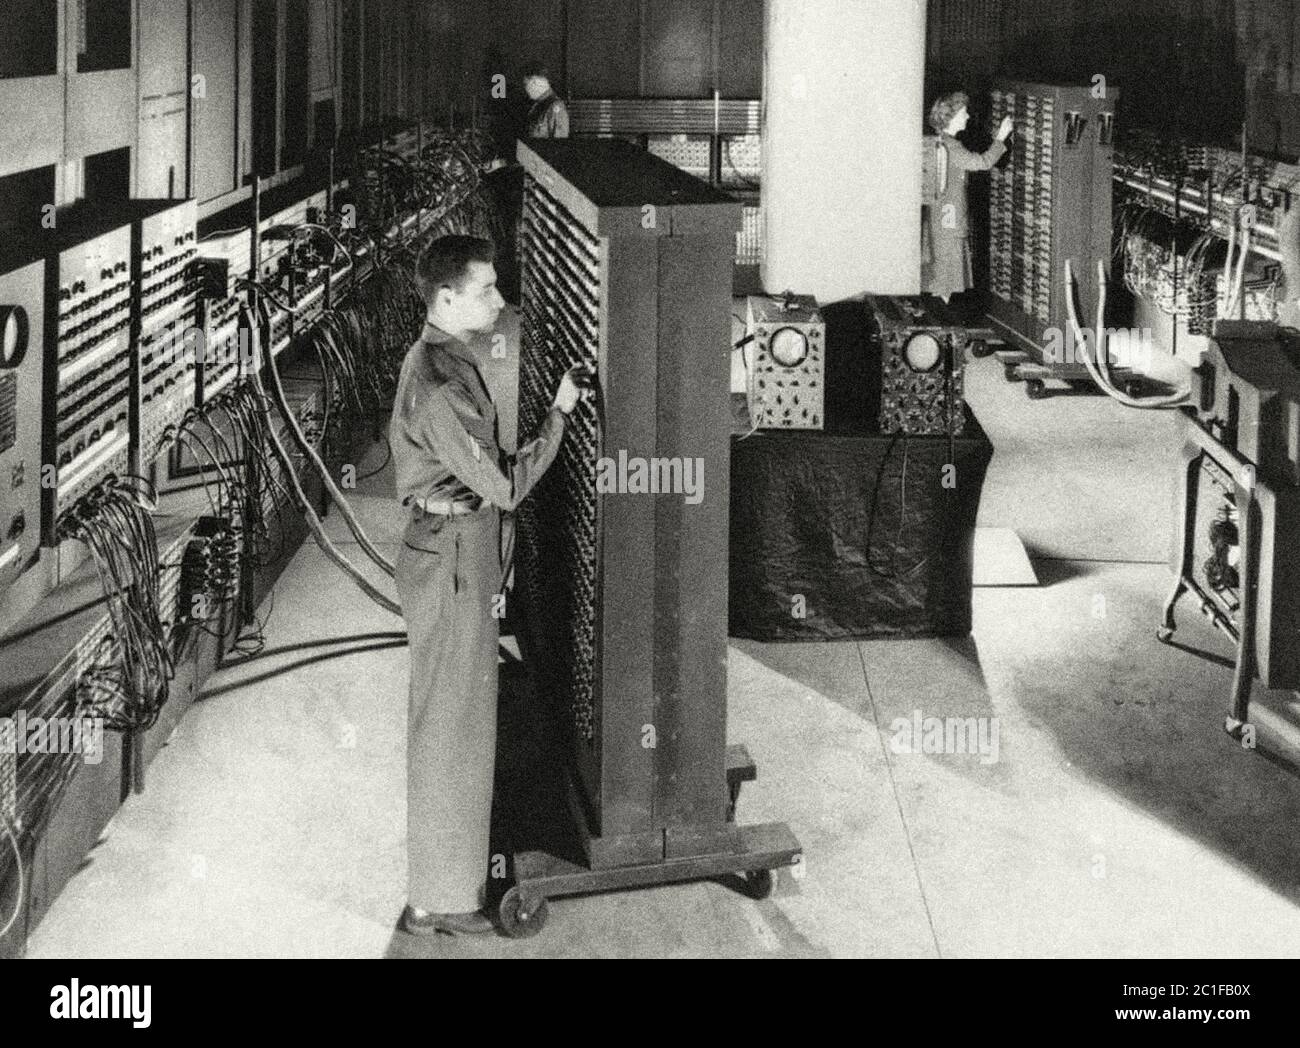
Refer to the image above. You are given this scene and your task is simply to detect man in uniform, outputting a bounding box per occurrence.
[522,62,569,139]
[390,235,588,935]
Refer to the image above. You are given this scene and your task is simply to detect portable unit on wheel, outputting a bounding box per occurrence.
[509,139,800,934]
[986,79,1129,399]
[1159,320,1300,747]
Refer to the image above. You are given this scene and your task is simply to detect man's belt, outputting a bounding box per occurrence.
[413,496,482,517]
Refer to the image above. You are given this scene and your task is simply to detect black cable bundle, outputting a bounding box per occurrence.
[56,477,175,734]
[304,308,372,435]
[177,380,297,578]
[177,521,240,643]
[353,147,413,229]
[201,380,311,657]
[419,134,499,242]
[237,303,401,614]
[346,124,501,257]
[217,383,299,569]
[363,260,424,392]
[324,257,423,406]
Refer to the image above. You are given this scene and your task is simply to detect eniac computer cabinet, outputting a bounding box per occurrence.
[508,139,799,933]
[987,79,1119,393]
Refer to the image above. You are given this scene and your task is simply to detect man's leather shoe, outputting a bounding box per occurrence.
[401,905,495,936]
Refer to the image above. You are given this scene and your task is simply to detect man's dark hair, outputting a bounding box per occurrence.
[415,235,495,302]
[522,61,551,81]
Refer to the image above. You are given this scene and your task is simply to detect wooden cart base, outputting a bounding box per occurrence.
[497,744,803,938]
[982,314,1156,400]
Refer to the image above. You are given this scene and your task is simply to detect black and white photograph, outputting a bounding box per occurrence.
[0,0,1298,1012]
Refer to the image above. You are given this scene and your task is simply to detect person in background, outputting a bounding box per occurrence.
[522,62,569,139]
[925,91,1014,304]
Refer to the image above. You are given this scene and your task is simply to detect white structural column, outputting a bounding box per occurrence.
[761,0,926,301]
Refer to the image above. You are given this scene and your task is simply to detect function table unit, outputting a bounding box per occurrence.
[508,138,801,936]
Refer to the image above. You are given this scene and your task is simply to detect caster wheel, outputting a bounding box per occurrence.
[745,868,775,901]
[1026,379,1048,400]
[1156,626,1174,643]
[970,339,993,359]
[1004,364,1023,383]
[499,887,549,939]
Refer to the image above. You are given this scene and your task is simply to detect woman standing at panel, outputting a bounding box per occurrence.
[925,92,1013,304]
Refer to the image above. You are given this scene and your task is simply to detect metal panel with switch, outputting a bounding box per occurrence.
[0,262,47,597]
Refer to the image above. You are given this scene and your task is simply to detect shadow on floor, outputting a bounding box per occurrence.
[1011,604,1300,908]
[735,631,1008,791]
[1023,551,1095,587]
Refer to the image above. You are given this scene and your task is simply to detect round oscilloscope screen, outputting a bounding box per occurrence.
[903,332,943,373]
[770,326,809,368]
[0,306,28,368]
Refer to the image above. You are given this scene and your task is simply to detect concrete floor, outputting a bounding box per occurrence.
[26,337,1300,959]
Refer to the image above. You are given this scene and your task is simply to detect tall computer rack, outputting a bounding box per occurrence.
[509,139,799,931]
[986,80,1121,398]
